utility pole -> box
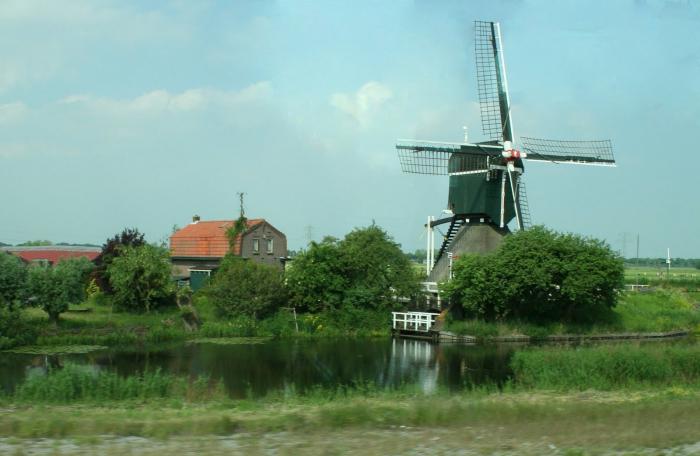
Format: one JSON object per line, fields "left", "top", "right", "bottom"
{"left": 304, "top": 225, "right": 314, "bottom": 245}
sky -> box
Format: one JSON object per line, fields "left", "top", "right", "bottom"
{"left": 0, "top": 0, "right": 699, "bottom": 258}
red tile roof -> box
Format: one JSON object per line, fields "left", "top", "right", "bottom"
{"left": 170, "top": 219, "right": 263, "bottom": 258}
{"left": 3, "top": 247, "right": 101, "bottom": 265}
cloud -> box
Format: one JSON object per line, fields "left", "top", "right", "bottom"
{"left": 59, "top": 82, "right": 273, "bottom": 115}
{"left": 330, "top": 81, "right": 392, "bottom": 126}
{"left": 0, "top": 0, "right": 193, "bottom": 93}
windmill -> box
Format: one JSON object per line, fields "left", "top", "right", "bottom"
{"left": 397, "top": 21, "right": 616, "bottom": 283}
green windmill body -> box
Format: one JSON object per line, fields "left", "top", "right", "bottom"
{"left": 396, "top": 21, "right": 616, "bottom": 284}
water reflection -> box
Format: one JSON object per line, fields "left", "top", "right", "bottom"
{"left": 0, "top": 338, "right": 521, "bottom": 398}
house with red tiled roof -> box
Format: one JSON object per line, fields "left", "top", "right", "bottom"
{"left": 170, "top": 215, "right": 287, "bottom": 291}
{"left": 1, "top": 245, "right": 101, "bottom": 266}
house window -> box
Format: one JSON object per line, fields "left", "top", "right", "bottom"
{"left": 266, "top": 238, "right": 273, "bottom": 254}
{"left": 253, "top": 238, "right": 260, "bottom": 254}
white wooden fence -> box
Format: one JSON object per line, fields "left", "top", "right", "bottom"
{"left": 391, "top": 312, "right": 439, "bottom": 333}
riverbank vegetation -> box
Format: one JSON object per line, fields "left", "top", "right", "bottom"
{"left": 4, "top": 344, "right": 700, "bottom": 453}
{"left": 441, "top": 227, "right": 700, "bottom": 340}
{"left": 445, "top": 288, "right": 700, "bottom": 339}
{"left": 2, "top": 224, "right": 700, "bottom": 351}
{"left": 6, "top": 342, "right": 700, "bottom": 406}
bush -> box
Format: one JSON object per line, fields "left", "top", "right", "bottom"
{"left": 286, "top": 225, "right": 421, "bottom": 313}
{"left": 108, "top": 245, "right": 174, "bottom": 313}
{"left": 0, "top": 252, "right": 27, "bottom": 306}
{"left": 205, "top": 255, "right": 287, "bottom": 320}
{"left": 0, "top": 307, "right": 37, "bottom": 349}
{"left": 442, "top": 226, "right": 624, "bottom": 324}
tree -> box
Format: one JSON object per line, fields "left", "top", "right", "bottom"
{"left": 441, "top": 226, "right": 624, "bottom": 324}
{"left": 17, "top": 240, "right": 53, "bottom": 246}
{"left": 0, "top": 252, "right": 27, "bottom": 308}
{"left": 338, "top": 224, "right": 421, "bottom": 310}
{"left": 285, "top": 237, "right": 347, "bottom": 312}
{"left": 26, "top": 257, "right": 94, "bottom": 324}
{"left": 286, "top": 225, "right": 421, "bottom": 312}
{"left": 205, "top": 255, "right": 287, "bottom": 319}
{"left": 107, "top": 244, "right": 174, "bottom": 313}
{"left": 95, "top": 228, "right": 146, "bottom": 293}
{"left": 0, "top": 252, "right": 34, "bottom": 348}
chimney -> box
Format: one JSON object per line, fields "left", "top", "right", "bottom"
{"left": 192, "top": 214, "right": 200, "bottom": 223}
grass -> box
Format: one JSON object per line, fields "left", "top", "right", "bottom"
{"left": 23, "top": 304, "right": 189, "bottom": 347}
{"left": 5, "top": 345, "right": 700, "bottom": 452}
{"left": 187, "top": 337, "right": 272, "bottom": 345}
{"left": 17, "top": 299, "right": 391, "bottom": 349}
{"left": 3, "top": 345, "right": 107, "bottom": 355}
{"left": 5, "top": 364, "right": 224, "bottom": 403}
{"left": 446, "top": 289, "right": 700, "bottom": 340}
{"left": 511, "top": 343, "right": 700, "bottom": 390}
{"left": 625, "top": 265, "right": 700, "bottom": 289}
{"left": 615, "top": 289, "right": 700, "bottom": 332}
{"left": 2, "top": 388, "right": 700, "bottom": 453}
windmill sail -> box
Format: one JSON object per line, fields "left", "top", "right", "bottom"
{"left": 517, "top": 180, "right": 531, "bottom": 230}
{"left": 521, "top": 137, "right": 615, "bottom": 166}
{"left": 396, "top": 140, "right": 501, "bottom": 175}
{"left": 474, "top": 21, "right": 513, "bottom": 143}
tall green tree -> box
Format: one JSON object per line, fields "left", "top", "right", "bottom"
{"left": 107, "top": 244, "right": 174, "bottom": 313}
{"left": 205, "top": 255, "right": 287, "bottom": 319}
{"left": 26, "top": 257, "right": 94, "bottom": 324}
{"left": 442, "top": 226, "right": 624, "bottom": 324}
{"left": 0, "top": 252, "right": 27, "bottom": 308}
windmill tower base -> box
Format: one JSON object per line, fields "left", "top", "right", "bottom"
{"left": 427, "top": 223, "right": 507, "bottom": 284}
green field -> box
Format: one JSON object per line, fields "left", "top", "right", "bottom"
{"left": 625, "top": 265, "right": 699, "bottom": 286}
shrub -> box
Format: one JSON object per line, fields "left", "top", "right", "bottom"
{"left": 108, "top": 245, "right": 174, "bottom": 313}
{"left": 0, "top": 306, "right": 37, "bottom": 349}
{"left": 286, "top": 225, "right": 421, "bottom": 313}
{"left": 204, "top": 255, "right": 287, "bottom": 320}
{"left": 442, "top": 226, "right": 624, "bottom": 324}
{"left": 0, "top": 251, "right": 27, "bottom": 306}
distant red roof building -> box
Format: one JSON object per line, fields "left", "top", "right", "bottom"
{"left": 2, "top": 246, "right": 101, "bottom": 266}
{"left": 170, "top": 219, "right": 264, "bottom": 258}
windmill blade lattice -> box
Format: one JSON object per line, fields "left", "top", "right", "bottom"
{"left": 521, "top": 137, "right": 615, "bottom": 166}
{"left": 396, "top": 140, "right": 496, "bottom": 175}
{"left": 475, "top": 21, "right": 512, "bottom": 142}
{"left": 517, "top": 179, "right": 532, "bottom": 230}
{"left": 396, "top": 141, "right": 460, "bottom": 175}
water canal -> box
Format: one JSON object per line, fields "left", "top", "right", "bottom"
{"left": 1, "top": 337, "right": 690, "bottom": 398}
{"left": 0, "top": 338, "right": 516, "bottom": 397}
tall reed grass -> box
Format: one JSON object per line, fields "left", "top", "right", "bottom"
{"left": 511, "top": 344, "right": 700, "bottom": 390}
{"left": 8, "top": 364, "right": 223, "bottom": 403}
